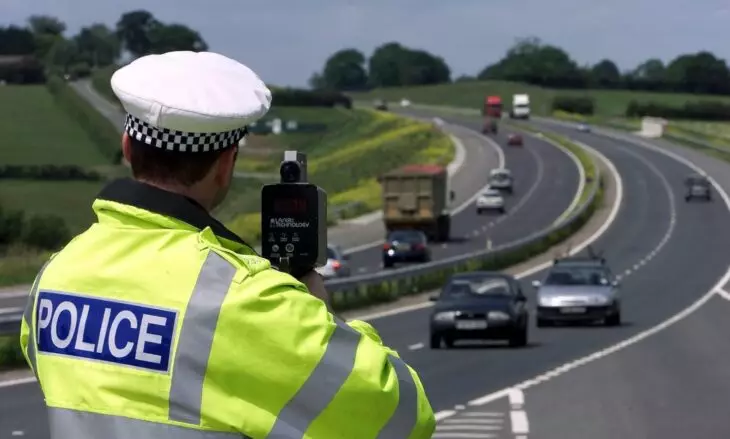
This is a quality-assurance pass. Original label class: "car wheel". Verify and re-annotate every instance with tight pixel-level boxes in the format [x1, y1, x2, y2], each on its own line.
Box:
[605, 311, 621, 327]
[383, 260, 393, 269]
[477, 208, 483, 215]
[499, 207, 506, 214]
[685, 195, 691, 202]
[430, 334, 441, 349]
[536, 318, 552, 328]
[509, 326, 528, 347]
[443, 336, 454, 348]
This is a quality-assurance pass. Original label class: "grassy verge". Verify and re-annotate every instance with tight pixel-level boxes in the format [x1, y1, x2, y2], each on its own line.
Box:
[222, 108, 454, 243]
[350, 80, 730, 118]
[0, 336, 25, 371]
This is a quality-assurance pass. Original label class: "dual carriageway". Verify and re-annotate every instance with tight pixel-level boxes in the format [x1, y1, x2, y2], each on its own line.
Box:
[2, 107, 730, 439]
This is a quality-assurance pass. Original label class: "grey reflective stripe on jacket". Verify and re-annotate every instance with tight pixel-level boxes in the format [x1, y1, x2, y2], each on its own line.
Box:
[23, 256, 54, 378]
[49, 408, 249, 439]
[47, 250, 420, 438]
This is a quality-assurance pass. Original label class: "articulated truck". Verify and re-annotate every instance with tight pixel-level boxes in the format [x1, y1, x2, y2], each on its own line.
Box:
[380, 164, 455, 242]
[482, 95, 502, 134]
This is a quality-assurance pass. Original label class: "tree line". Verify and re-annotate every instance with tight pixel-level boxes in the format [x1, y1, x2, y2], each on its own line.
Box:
[312, 37, 730, 97]
[0, 10, 207, 83]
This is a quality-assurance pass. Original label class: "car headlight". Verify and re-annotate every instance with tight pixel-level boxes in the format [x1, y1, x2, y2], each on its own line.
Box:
[488, 311, 511, 321]
[433, 311, 457, 322]
[538, 296, 553, 306]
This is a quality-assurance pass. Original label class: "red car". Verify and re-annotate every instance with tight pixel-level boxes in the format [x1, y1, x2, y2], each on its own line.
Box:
[507, 133, 523, 146]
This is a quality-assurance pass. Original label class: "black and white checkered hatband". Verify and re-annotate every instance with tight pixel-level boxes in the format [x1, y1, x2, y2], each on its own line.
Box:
[124, 114, 248, 152]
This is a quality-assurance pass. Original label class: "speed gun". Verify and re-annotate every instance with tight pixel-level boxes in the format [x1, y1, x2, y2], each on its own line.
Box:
[260, 151, 327, 278]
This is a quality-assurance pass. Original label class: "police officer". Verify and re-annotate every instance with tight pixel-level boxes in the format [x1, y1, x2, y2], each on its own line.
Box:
[19, 51, 435, 439]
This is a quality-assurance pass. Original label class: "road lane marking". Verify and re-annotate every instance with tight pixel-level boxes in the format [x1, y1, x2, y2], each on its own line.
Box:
[354, 140, 623, 323]
[510, 411, 529, 435]
[445, 124, 730, 427]
[408, 342, 424, 351]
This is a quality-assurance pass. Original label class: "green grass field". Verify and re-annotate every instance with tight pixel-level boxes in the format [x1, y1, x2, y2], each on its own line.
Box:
[0, 85, 109, 166]
[351, 80, 730, 117]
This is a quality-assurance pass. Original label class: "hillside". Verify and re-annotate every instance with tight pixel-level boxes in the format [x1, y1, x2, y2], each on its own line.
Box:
[350, 80, 730, 117]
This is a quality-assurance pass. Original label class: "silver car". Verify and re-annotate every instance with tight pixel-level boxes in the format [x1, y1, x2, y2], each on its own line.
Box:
[488, 168, 513, 194]
[533, 257, 621, 327]
[316, 244, 352, 279]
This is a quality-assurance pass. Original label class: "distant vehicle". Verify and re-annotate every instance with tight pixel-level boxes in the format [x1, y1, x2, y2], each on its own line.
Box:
[383, 229, 431, 268]
[482, 95, 502, 134]
[576, 123, 591, 132]
[533, 250, 621, 327]
[488, 168, 513, 193]
[380, 164, 454, 242]
[507, 133, 523, 146]
[429, 272, 529, 348]
[400, 99, 411, 107]
[315, 244, 351, 279]
[373, 99, 388, 111]
[510, 94, 531, 119]
[476, 188, 505, 214]
[685, 173, 712, 202]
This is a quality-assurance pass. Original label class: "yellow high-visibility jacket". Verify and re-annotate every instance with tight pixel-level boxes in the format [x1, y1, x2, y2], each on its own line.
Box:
[19, 178, 435, 439]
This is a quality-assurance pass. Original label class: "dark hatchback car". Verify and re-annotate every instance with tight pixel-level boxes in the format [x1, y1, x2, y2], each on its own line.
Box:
[429, 272, 529, 349]
[382, 230, 430, 268]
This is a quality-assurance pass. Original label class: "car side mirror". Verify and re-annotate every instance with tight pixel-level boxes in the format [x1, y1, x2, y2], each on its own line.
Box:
[531, 280, 541, 288]
[428, 294, 439, 302]
[450, 190, 455, 201]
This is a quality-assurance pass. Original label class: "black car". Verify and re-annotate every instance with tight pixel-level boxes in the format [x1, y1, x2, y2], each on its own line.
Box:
[685, 173, 712, 202]
[429, 272, 529, 348]
[382, 230, 430, 268]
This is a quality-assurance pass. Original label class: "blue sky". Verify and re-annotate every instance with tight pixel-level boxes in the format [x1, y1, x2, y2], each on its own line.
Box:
[4, 0, 729, 87]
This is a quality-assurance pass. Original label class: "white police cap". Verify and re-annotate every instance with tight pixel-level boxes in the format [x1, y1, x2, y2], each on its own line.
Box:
[111, 51, 271, 153]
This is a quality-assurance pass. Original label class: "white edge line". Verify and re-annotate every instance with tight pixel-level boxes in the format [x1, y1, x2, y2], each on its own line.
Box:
[458, 124, 730, 421]
[342, 129, 475, 255]
[354, 140, 623, 322]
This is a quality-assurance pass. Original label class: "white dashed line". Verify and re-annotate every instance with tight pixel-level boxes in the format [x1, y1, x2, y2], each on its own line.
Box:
[11, 431, 24, 437]
[510, 411, 529, 435]
[408, 342, 424, 351]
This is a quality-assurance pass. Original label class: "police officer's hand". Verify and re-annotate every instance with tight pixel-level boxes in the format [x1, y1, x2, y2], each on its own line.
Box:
[299, 270, 333, 312]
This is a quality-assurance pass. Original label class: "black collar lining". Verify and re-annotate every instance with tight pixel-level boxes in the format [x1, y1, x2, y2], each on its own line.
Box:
[97, 178, 255, 252]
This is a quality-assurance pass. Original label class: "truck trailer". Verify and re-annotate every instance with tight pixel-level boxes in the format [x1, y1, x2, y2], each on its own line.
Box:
[380, 164, 455, 242]
[482, 95, 502, 134]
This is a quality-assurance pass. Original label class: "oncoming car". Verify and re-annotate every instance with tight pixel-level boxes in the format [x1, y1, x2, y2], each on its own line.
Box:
[685, 173, 712, 202]
[576, 123, 591, 132]
[382, 229, 430, 268]
[476, 188, 505, 214]
[488, 168, 513, 193]
[315, 244, 351, 279]
[429, 272, 529, 348]
[533, 254, 621, 327]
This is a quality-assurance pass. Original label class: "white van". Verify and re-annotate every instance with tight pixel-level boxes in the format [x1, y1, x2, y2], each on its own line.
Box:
[511, 94, 531, 119]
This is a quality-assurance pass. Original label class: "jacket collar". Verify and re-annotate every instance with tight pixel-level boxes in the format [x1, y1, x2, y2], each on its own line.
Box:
[96, 178, 256, 253]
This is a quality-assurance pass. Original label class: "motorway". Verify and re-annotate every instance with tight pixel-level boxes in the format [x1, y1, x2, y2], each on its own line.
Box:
[344, 121, 581, 275]
[363, 116, 730, 439]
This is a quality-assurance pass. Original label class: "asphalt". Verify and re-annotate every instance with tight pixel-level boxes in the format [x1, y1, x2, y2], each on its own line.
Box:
[344, 122, 580, 275]
[362, 119, 730, 438]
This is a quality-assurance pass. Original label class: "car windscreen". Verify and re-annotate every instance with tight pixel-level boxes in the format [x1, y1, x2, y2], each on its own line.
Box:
[388, 231, 423, 243]
[443, 277, 511, 298]
[544, 266, 610, 286]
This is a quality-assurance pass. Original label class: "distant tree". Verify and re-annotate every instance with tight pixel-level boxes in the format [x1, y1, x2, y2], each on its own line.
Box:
[590, 59, 621, 88]
[27, 16, 68, 62]
[664, 51, 730, 95]
[320, 48, 368, 90]
[0, 26, 36, 55]
[368, 42, 450, 87]
[308, 72, 326, 90]
[27, 15, 66, 36]
[148, 24, 208, 53]
[632, 58, 665, 81]
[478, 37, 584, 88]
[74, 24, 120, 67]
[115, 10, 162, 58]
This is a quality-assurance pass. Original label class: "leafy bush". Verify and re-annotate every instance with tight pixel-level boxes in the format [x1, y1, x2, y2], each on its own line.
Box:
[0, 336, 25, 370]
[0, 56, 45, 84]
[626, 100, 730, 121]
[45, 76, 120, 163]
[272, 87, 352, 109]
[0, 165, 101, 181]
[22, 215, 70, 250]
[552, 96, 595, 115]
